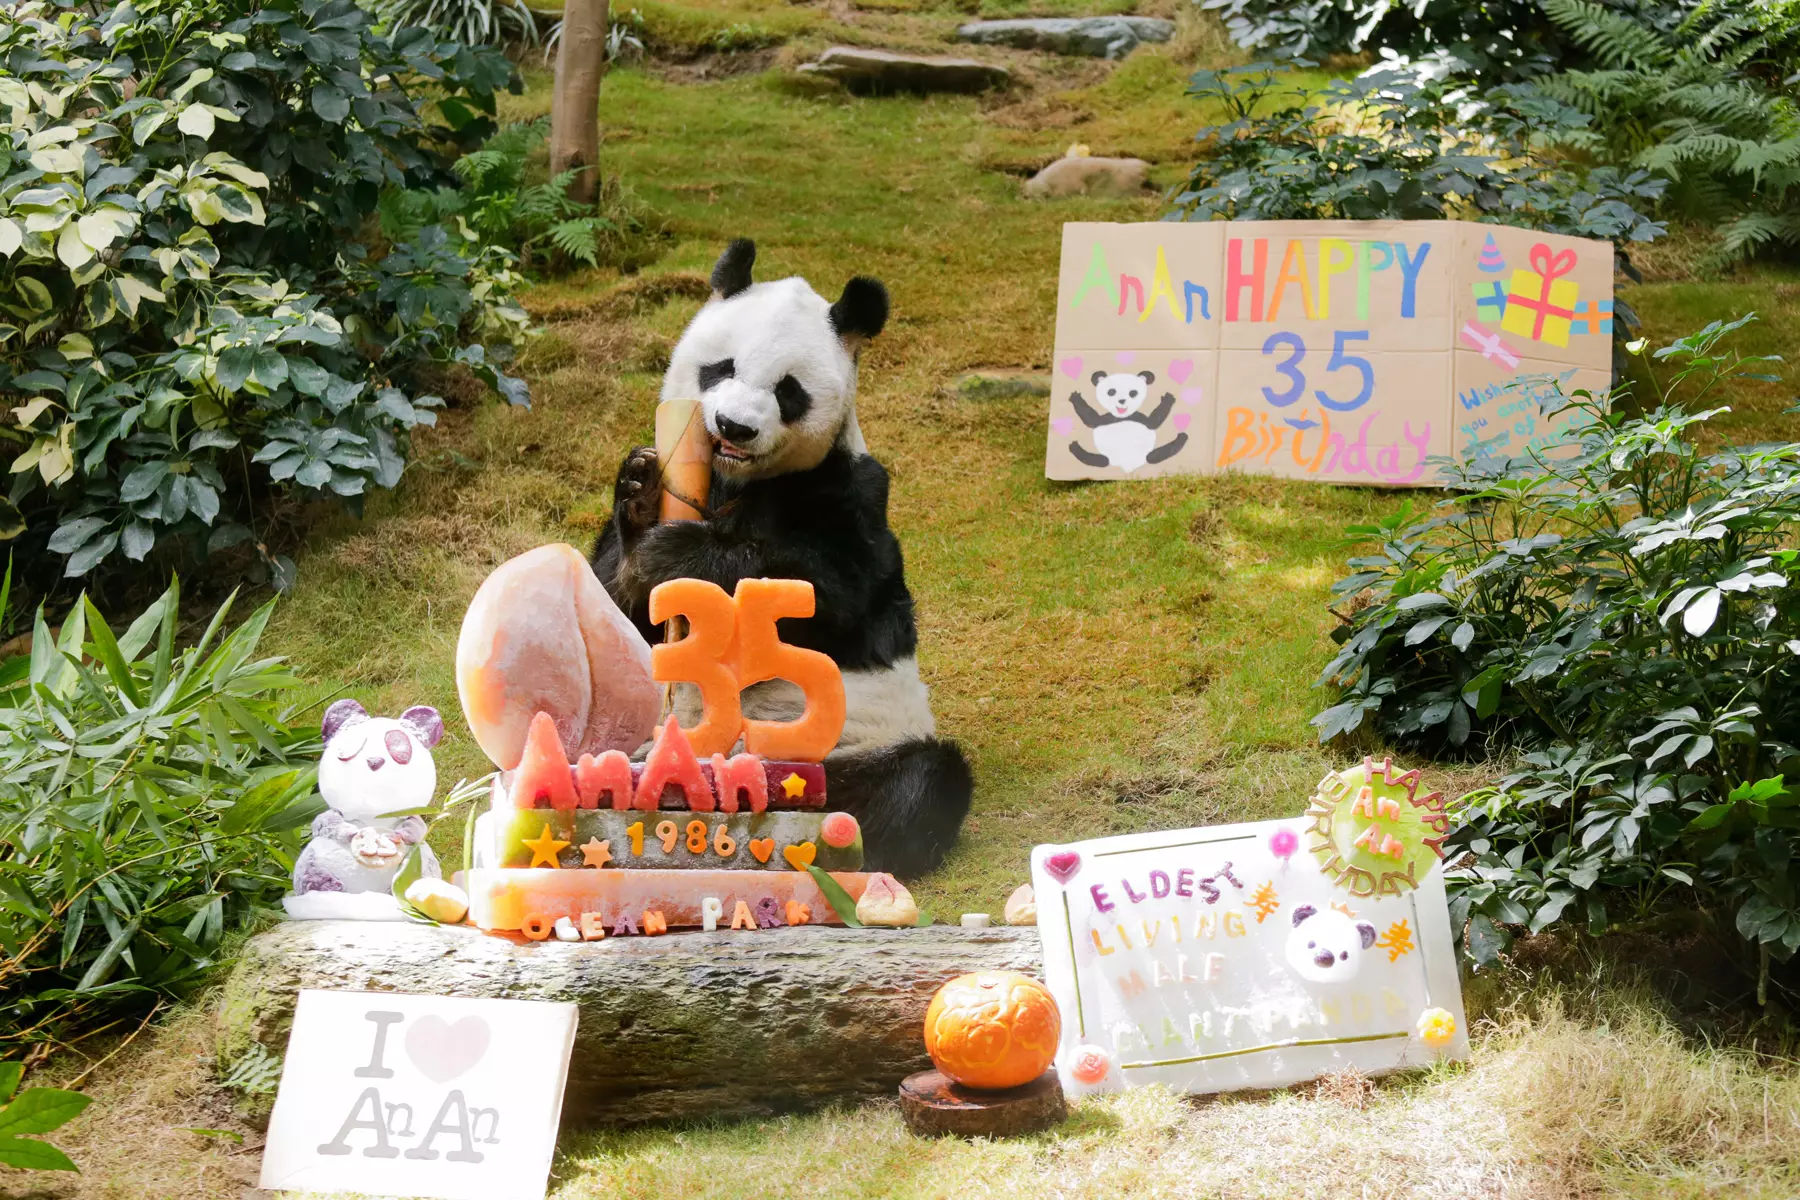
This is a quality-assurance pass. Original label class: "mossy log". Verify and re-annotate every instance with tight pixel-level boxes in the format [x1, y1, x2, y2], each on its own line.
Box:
[217, 920, 1042, 1126]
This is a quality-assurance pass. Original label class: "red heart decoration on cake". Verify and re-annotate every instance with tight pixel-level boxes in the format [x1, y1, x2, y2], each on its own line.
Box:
[1043, 850, 1082, 884]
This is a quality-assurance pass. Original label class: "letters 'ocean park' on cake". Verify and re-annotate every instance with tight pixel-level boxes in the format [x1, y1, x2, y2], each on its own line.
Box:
[455, 543, 872, 938]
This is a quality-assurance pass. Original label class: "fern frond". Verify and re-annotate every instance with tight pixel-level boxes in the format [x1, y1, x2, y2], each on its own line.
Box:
[548, 219, 600, 267]
[1539, 0, 1672, 70]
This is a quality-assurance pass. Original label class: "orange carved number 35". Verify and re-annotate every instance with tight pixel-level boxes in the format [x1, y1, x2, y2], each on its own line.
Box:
[647, 578, 847, 761]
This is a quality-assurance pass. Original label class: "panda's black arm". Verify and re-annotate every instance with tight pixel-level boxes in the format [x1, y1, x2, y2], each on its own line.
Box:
[618, 520, 876, 633]
[1129, 392, 1177, 428]
[1069, 392, 1109, 428]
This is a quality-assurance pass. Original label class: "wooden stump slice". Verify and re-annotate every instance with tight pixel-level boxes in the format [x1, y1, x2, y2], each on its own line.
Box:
[898, 1069, 1067, 1139]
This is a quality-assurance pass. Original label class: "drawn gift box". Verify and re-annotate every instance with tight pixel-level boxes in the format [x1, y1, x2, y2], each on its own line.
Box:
[1500, 244, 1579, 348]
[1471, 280, 1507, 322]
[1571, 298, 1613, 336]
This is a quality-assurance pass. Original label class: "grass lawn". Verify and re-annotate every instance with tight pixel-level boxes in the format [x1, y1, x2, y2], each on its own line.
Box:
[23, 3, 1800, 1197]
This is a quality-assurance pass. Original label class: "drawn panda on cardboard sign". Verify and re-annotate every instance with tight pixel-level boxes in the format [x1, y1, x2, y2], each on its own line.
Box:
[1068, 370, 1188, 473]
[591, 239, 972, 877]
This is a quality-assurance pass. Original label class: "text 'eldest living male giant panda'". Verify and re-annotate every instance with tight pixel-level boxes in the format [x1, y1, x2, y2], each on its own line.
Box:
[591, 239, 972, 877]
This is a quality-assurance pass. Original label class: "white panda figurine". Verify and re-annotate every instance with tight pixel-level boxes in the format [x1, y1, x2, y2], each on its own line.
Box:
[282, 699, 444, 921]
[592, 238, 972, 878]
[1285, 904, 1378, 984]
[1068, 369, 1188, 473]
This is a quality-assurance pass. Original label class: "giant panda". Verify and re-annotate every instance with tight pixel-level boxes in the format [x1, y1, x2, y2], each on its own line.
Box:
[591, 239, 972, 877]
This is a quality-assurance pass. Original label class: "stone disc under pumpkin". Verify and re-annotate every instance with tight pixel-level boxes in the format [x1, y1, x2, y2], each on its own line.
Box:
[898, 1069, 1067, 1138]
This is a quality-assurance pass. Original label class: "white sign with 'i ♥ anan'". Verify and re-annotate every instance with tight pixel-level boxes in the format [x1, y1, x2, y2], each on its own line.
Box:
[259, 989, 578, 1200]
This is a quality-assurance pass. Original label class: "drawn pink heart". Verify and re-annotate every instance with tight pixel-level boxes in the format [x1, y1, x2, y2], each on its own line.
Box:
[1058, 356, 1084, 381]
[1051, 417, 1073, 437]
[404, 1015, 491, 1085]
[1043, 850, 1082, 885]
[1114, 351, 1137, 366]
[1168, 359, 1193, 384]
[1180, 387, 1203, 405]
[1172, 413, 1191, 432]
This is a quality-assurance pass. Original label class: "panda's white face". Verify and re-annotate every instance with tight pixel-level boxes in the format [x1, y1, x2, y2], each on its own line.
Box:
[1094, 372, 1152, 418]
[665, 278, 859, 481]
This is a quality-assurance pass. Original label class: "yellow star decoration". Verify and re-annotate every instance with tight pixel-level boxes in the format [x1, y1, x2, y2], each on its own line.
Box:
[579, 838, 612, 869]
[780, 772, 806, 800]
[522, 823, 569, 868]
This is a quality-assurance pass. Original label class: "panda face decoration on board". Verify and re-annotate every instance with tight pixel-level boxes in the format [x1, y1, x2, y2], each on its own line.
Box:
[1284, 904, 1379, 984]
[1094, 370, 1153, 418]
[663, 239, 889, 481]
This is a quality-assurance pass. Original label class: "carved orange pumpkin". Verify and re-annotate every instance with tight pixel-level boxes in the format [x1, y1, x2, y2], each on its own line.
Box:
[923, 971, 1060, 1090]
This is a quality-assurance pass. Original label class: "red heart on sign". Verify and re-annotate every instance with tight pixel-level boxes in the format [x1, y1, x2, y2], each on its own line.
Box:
[1043, 850, 1082, 885]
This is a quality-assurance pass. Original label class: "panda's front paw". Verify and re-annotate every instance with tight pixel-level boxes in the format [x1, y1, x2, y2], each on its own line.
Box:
[614, 445, 662, 538]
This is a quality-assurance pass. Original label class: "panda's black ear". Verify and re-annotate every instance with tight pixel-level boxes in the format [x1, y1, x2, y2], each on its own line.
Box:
[1138, 370, 1155, 385]
[1291, 905, 1316, 927]
[711, 239, 756, 300]
[1356, 921, 1378, 949]
[830, 277, 888, 346]
[1090, 370, 1106, 387]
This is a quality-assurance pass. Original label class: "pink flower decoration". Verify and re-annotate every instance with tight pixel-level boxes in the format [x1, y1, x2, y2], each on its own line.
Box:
[1269, 828, 1300, 861]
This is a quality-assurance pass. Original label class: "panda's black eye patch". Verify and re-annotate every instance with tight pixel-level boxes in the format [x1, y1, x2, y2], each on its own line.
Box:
[774, 374, 811, 423]
[698, 359, 735, 391]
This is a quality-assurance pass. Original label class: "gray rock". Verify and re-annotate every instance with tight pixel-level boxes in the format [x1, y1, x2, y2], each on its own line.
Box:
[217, 919, 1043, 1126]
[954, 17, 1175, 60]
[798, 47, 1012, 95]
[955, 371, 1051, 402]
[1023, 156, 1152, 199]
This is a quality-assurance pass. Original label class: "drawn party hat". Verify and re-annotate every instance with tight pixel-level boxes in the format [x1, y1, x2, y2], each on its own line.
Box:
[1477, 234, 1506, 273]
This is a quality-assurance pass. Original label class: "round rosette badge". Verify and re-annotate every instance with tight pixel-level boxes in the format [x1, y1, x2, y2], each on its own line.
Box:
[1304, 757, 1448, 898]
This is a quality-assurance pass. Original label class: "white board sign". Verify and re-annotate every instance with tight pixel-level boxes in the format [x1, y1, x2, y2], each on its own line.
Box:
[259, 990, 577, 1200]
[1031, 763, 1468, 1098]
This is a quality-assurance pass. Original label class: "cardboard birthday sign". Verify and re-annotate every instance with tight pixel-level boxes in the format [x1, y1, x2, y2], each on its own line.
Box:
[259, 990, 577, 1200]
[1046, 220, 1614, 485]
[1032, 759, 1469, 1098]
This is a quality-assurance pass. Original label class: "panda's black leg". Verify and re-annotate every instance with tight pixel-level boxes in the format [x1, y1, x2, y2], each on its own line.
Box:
[828, 738, 973, 878]
[1069, 442, 1110, 468]
[1146, 432, 1189, 464]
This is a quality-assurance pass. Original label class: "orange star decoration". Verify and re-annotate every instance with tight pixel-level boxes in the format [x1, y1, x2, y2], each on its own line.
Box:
[579, 838, 612, 869]
[522, 823, 569, 868]
[780, 772, 807, 800]
[1249, 881, 1280, 923]
[1377, 919, 1415, 961]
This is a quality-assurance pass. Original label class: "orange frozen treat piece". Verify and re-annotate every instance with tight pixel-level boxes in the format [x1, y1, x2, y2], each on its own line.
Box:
[732, 579, 846, 762]
[649, 578, 744, 757]
[924, 971, 1061, 1091]
[635, 716, 715, 811]
[456, 543, 659, 770]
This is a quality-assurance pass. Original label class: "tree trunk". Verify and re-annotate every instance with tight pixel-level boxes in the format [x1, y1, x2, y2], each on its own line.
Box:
[216, 920, 1043, 1126]
[550, 0, 608, 208]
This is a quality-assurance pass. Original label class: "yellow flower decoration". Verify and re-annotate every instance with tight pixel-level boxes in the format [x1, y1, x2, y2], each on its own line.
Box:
[1416, 1007, 1457, 1047]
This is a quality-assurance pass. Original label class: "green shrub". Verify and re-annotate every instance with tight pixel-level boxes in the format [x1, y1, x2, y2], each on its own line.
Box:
[1172, 63, 1667, 251]
[0, 0, 531, 596]
[1314, 316, 1800, 984]
[381, 118, 665, 273]
[1531, 0, 1800, 263]
[371, 0, 542, 48]
[0, 576, 320, 1043]
[0, 1063, 87, 1171]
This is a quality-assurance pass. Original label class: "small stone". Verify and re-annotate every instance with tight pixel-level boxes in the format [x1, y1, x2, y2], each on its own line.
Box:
[954, 17, 1174, 60]
[1004, 884, 1037, 926]
[799, 47, 1011, 96]
[954, 371, 1050, 402]
[1023, 156, 1151, 200]
[960, 913, 991, 928]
